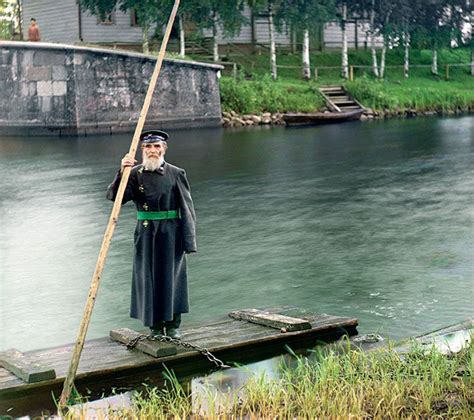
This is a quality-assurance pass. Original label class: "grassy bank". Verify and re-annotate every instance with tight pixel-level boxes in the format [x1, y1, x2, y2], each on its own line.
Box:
[216, 48, 474, 115]
[72, 340, 473, 418]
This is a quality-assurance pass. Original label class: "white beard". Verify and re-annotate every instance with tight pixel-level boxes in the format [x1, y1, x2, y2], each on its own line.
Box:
[143, 155, 164, 171]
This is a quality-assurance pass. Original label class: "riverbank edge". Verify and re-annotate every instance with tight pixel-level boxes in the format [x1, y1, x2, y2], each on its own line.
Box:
[221, 107, 474, 127]
[70, 321, 473, 418]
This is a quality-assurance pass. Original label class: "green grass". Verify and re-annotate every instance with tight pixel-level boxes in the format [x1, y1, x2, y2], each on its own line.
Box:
[220, 75, 325, 114]
[212, 48, 474, 114]
[72, 339, 473, 419]
[345, 74, 473, 112]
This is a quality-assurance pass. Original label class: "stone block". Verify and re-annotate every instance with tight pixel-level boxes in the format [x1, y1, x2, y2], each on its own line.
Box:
[1, 50, 11, 65]
[20, 82, 29, 97]
[73, 54, 84, 65]
[34, 51, 65, 66]
[28, 82, 37, 96]
[41, 96, 52, 113]
[0, 66, 11, 81]
[21, 50, 34, 67]
[26, 96, 39, 113]
[52, 96, 65, 112]
[27, 67, 51, 81]
[37, 81, 53, 96]
[52, 66, 68, 80]
[52, 81, 67, 96]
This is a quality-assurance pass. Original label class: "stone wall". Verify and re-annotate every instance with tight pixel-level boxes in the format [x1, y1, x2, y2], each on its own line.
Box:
[0, 42, 223, 136]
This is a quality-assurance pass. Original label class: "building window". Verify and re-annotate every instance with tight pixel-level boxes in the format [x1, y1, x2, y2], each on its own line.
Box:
[131, 9, 140, 27]
[98, 12, 114, 25]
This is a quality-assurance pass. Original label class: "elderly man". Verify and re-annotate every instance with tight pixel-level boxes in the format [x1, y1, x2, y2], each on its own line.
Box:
[107, 130, 197, 338]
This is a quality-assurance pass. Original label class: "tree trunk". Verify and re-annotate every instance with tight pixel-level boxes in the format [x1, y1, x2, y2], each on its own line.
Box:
[212, 12, 219, 62]
[403, 31, 410, 78]
[142, 23, 149, 54]
[341, 3, 349, 79]
[379, 42, 387, 78]
[431, 47, 438, 75]
[250, 8, 256, 54]
[268, 3, 277, 79]
[16, 0, 23, 40]
[179, 15, 185, 57]
[291, 25, 297, 54]
[302, 28, 311, 80]
[370, 0, 379, 77]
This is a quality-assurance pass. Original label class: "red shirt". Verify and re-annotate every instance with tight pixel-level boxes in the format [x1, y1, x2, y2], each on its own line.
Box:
[28, 25, 40, 42]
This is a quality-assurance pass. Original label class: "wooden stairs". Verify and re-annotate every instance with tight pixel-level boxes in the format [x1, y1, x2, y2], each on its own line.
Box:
[319, 85, 365, 113]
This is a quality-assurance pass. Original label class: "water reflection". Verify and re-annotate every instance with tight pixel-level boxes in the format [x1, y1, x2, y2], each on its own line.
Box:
[0, 116, 473, 353]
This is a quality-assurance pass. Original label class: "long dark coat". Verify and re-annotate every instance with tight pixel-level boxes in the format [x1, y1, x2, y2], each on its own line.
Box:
[107, 161, 197, 326]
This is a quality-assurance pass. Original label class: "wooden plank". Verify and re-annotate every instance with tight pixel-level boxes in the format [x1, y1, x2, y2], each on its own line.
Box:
[318, 89, 342, 112]
[0, 349, 56, 383]
[229, 309, 312, 332]
[110, 328, 177, 358]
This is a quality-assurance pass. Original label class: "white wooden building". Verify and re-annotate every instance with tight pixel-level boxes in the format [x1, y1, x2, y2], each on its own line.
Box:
[21, 0, 146, 45]
[21, 1, 383, 49]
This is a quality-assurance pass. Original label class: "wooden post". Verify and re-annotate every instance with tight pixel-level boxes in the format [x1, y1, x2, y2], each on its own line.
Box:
[58, 0, 181, 409]
[349, 65, 354, 81]
[233, 62, 237, 79]
[314, 67, 318, 81]
[445, 64, 449, 81]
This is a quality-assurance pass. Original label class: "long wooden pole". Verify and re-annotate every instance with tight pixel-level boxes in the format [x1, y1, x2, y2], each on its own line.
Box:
[58, 0, 180, 408]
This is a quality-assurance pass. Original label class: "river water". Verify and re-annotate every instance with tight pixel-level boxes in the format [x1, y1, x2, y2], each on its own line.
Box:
[0, 117, 472, 353]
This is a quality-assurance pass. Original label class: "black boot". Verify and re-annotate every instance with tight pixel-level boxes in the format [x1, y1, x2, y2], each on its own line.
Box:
[165, 314, 181, 339]
[150, 321, 165, 336]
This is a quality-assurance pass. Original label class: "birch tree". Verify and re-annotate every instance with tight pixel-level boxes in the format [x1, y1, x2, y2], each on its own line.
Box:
[276, 0, 335, 80]
[339, 2, 348, 79]
[374, 1, 394, 79]
[268, 1, 278, 78]
[390, 0, 416, 78]
[251, 0, 282, 79]
[196, 0, 247, 62]
[152, 0, 213, 58]
[413, 0, 469, 75]
[369, 0, 379, 77]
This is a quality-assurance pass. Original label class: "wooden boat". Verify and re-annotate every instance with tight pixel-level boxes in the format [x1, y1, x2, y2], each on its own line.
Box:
[283, 109, 364, 126]
[0, 307, 358, 416]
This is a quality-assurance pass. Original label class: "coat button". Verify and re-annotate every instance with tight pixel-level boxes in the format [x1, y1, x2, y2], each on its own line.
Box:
[143, 203, 149, 211]
[143, 220, 149, 227]
[139, 185, 145, 193]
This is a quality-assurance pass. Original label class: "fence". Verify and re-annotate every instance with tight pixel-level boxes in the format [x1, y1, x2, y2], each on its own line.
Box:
[267, 62, 473, 81]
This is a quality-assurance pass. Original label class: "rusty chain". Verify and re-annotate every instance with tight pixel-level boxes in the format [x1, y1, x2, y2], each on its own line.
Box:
[127, 333, 231, 369]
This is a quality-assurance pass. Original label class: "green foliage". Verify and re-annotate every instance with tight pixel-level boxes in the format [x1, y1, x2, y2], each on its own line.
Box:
[274, 0, 336, 35]
[344, 75, 398, 109]
[220, 75, 325, 113]
[411, 0, 470, 49]
[345, 73, 474, 112]
[0, 0, 15, 40]
[194, 0, 247, 37]
[213, 48, 473, 114]
[77, 0, 117, 21]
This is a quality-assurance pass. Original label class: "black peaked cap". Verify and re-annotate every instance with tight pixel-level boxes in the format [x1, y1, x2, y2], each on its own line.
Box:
[140, 130, 169, 143]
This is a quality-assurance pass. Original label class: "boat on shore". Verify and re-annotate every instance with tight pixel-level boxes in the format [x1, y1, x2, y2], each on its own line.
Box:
[283, 109, 364, 126]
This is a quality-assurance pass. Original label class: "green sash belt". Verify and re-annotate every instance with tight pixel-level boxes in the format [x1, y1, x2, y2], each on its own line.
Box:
[137, 210, 180, 220]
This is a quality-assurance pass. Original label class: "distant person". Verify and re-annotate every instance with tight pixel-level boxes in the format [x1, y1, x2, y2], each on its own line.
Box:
[28, 18, 40, 42]
[106, 130, 197, 339]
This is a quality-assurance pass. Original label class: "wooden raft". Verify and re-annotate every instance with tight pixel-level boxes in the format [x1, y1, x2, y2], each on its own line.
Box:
[0, 307, 357, 408]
